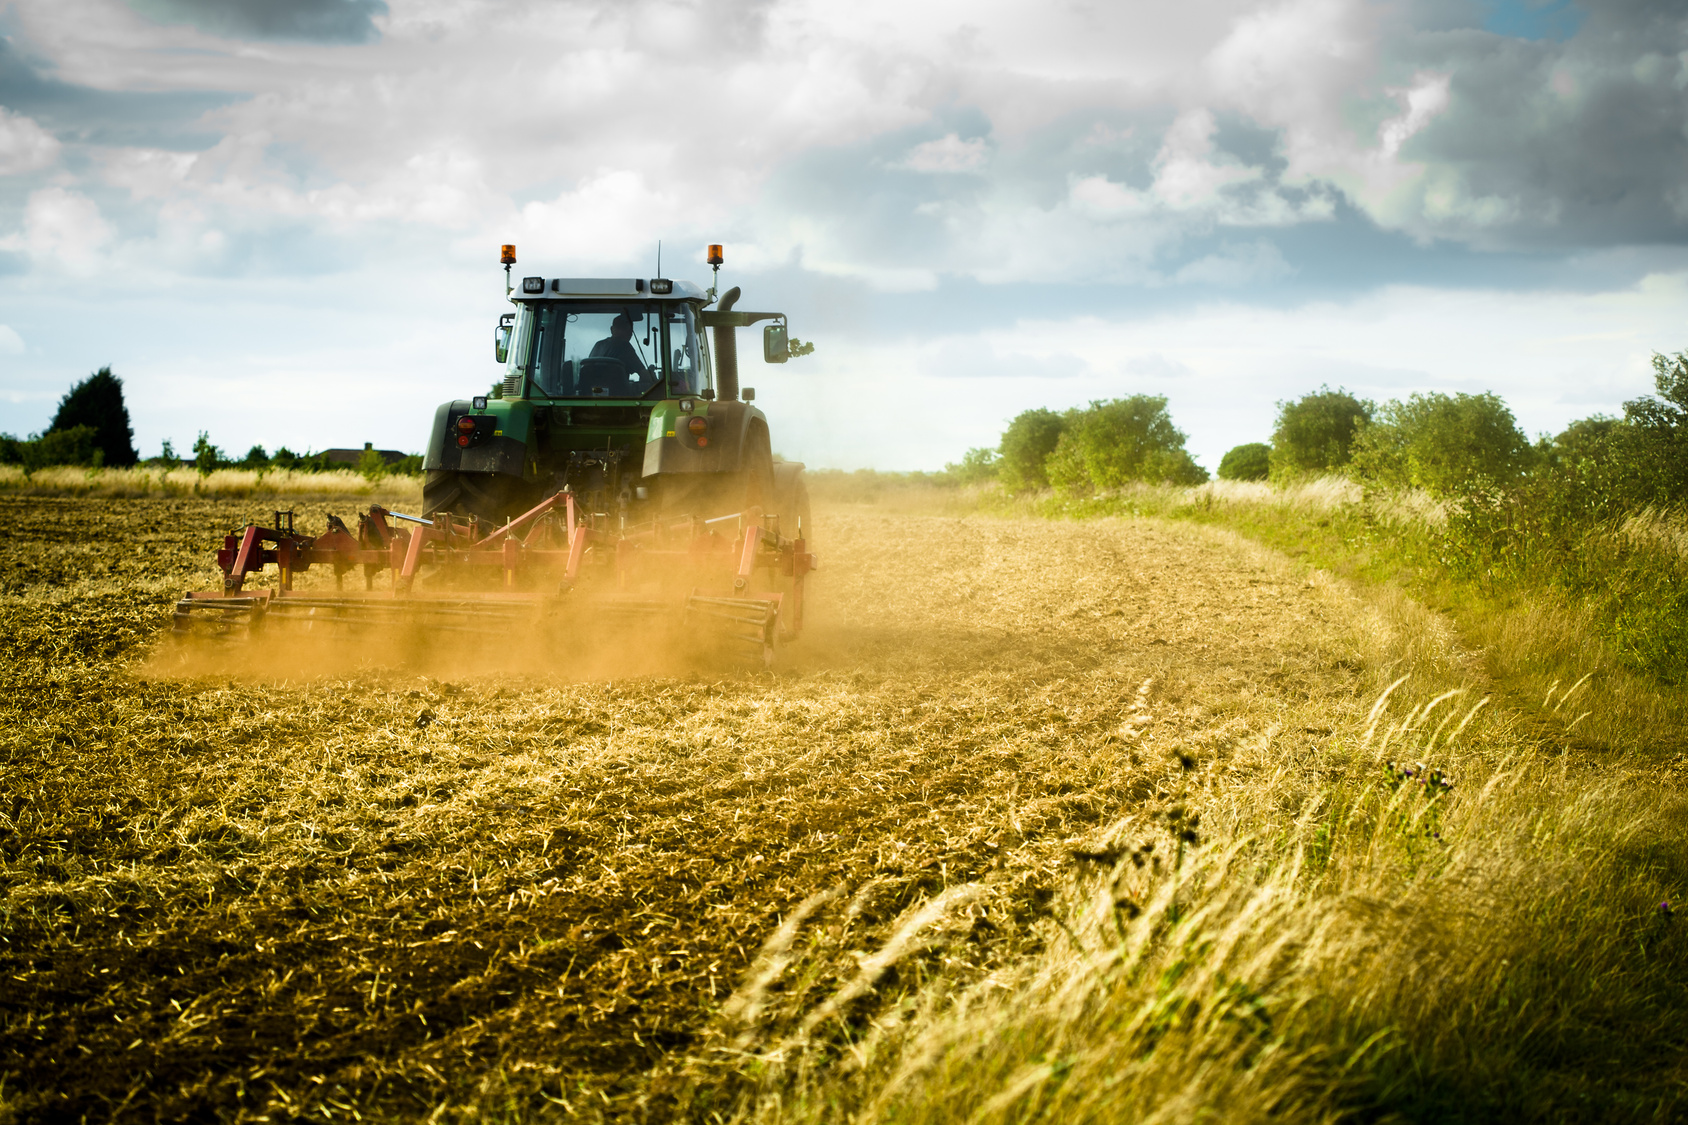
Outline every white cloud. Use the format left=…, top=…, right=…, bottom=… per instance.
left=1173, top=240, right=1293, bottom=286
left=0, top=188, right=114, bottom=273
left=0, top=326, right=25, bottom=356
left=1379, top=72, right=1450, bottom=159
left=0, top=109, right=61, bottom=176
left=897, top=134, right=990, bottom=174
left=1151, top=109, right=1260, bottom=210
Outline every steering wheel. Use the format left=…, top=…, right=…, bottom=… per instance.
left=578, top=357, right=627, bottom=384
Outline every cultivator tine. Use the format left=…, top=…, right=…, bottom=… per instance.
left=261, top=596, right=539, bottom=635
left=685, top=594, right=780, bottom=666
left=172, top=592, right=271, bottom=640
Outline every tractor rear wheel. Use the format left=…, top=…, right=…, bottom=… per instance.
left=422, top=470, right=532, bottom=524
left=772, top=462, right=811, bottom=543
left=656, top=424, right=776, bottom=523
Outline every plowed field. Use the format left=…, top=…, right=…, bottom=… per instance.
left=0, top=495, right=1376, bottom=1121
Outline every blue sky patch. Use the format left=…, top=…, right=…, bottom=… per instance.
left=1482, top=0, right=1585, bottom=42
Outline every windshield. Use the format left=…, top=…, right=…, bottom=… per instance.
left=507, top=301, right=707, bottom=399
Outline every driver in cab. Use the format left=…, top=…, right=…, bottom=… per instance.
left=589, top=313, right=652, bottom=386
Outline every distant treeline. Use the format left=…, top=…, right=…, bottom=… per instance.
left=947, top=353, right=1687, bottom=509
left=948, top=352, right=1688, bottom=681
left=0, top=368, right=423, bottom=478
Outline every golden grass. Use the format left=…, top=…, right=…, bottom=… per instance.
left=1, top=492, right=1683, bottom=1121
left=0, top=464, right=424, bottom=503
left=678, top=560, right=1688, bottom=1123
left=1616, top=506, right=1688, bottom=563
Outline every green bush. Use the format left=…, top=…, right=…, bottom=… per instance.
left=1350, top=391, right=1532, bottom=495
left=24, top=426, right=99, bottom=472
left=1045, top=396, right=1207, bottom=495
left=1269, top=387, right=1371, bottom=481
left=1217, top=442, right=1271, bottom=481
left=998, top=409, right=1065, bottom=493
left=1, top=425, right=100, bottom=473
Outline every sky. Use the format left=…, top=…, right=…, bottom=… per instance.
left=1, top=0, right=1686, bottom=471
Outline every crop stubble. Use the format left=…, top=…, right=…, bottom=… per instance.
left=0, top=496, right=1373, bottom=1121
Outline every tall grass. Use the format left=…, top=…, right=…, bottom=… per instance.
left=0, top=464, right=423, bottom=502
left=687, top=611, right=1688, bottom=1122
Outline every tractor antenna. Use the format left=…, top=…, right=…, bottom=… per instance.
left=656, top=239, right=662, bottom=279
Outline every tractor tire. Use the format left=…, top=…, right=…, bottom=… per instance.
left=422, top=470, right=532, bottom=524
left=772, top=462, right=811, bottom=543
left=656, top=424, right=776, bottom=523
left=734, top=423, right=777, bottom=515
left=790, top=474, right=812, bottom=543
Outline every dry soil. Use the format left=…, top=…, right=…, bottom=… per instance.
left=0, top=495, right=1373, bottom=1121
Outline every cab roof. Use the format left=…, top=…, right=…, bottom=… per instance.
left=511, top=277, right=709, bottom=301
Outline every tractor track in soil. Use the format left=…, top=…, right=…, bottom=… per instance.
left=0, top=494, right=1373, bottom=1121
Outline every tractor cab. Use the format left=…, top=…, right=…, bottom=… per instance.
left=494, top=279, right=716, bottom=403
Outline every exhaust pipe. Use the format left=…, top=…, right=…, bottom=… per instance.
left=713, top=285, right=740, bottom=402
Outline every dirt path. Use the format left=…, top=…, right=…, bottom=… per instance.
left=0, top=498, right=1376, bottom=1121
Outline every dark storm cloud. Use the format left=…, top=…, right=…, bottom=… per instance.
left=127, top=0, right=388, bottom=44
left=0, top=36, right=232, bottom=148
left=1394, top=0, right=1688, bottom=247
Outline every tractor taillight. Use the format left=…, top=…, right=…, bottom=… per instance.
left=457, top=434, right=470, bottom=448
left=687, top=416, right=707, bottom=435
left=457, top=416, right=476, bottom=434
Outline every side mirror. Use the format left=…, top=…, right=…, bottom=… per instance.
left=763, top=322, right=789, bottom=364
left=494, top=313, right=514, bottom=364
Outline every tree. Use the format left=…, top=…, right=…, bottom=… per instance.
left=193, top=432, right=221, bottom=476
left=241, top=445, right=271, bottom=469
left=1269, top=387, right=1372, bottom=481
left=1349, top=391, right=1532, bottom=495
left=997, top=408, right=1067, bottom=493
left=356, top=446, right=387, bottom=481
left=944, top=446, right=1000, bottom=485
left=159, top=439, right=179, bottom=469
left=49, top=367, right=137, bottom=467
left=1218, top=442, right=1272, bottom=481
left=1544, top=415, right=1621, bottom=470
left=1612, top=350, right=1688, bottom=503
left=1045, top=396, right=1208, bottom=495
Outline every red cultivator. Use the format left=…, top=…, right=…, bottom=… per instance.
left=172, top=493, right=818, bottom=666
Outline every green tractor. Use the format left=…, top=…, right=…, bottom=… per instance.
left=421, top=245, right=811, bottom=540
left=171, top=245, right=819, bottom=665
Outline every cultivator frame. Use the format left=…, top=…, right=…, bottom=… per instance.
left=172, top=492, right=817, bottom=665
